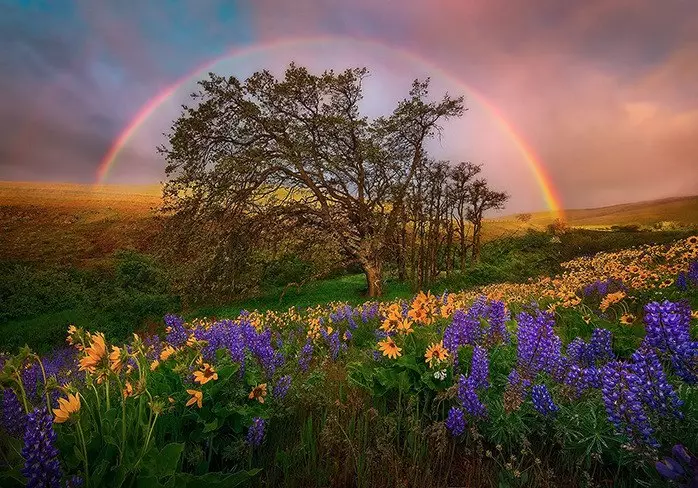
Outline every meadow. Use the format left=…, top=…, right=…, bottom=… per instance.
left=2, top=183, right=698, bottom=487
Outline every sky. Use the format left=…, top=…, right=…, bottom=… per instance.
left=1, top=0, right=697, bottom=213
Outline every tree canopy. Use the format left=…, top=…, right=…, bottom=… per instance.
left=160, top=63, right=465, bottom=296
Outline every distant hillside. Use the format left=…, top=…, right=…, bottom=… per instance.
left=1, top=181, right=696, bottom=266
left=562, top=196, right=698, bottom=226
left=491, top=195, right=698, bottom=232
left=0, top=182, right=163, bottom=266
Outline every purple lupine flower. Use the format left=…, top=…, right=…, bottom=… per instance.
left=656, top=444, right=698, bottom=486
left=469, top=346, right=489, bottom=390
left=457, top=375, right=487, bottom=417
left=1, top=388, right=26, bottom=437
left=321, top=328, right=342, bottom=361
left=564, top=365, right=587, bottom=398
left=485, top=300, right=510, bottom=344
left=516, top=308, right=562, bottom=378
left=644, top=300, right=698, bottom=383
left=676, top=272, right=688, bottom=291
left=21, top=363, right=42, bottom=402
left=566, top=329, right=614, bottom=369
left=401, top=301, right=410, bottom=318
left=65, top=475, right=84, bottom=488
left=164, top=314, right=188, bottom=348
left=273, top=375, right=291, bottom=400
left=344, top=330, right=353, bottom=342
left=630, top=348, right=683, bottom=418
left=531, top=384, right=559, bottom=417
left=673, top=341, right=698, bottom=384
left=445, top=407, right=466, bottom=436
left=588, top=329, right=614, bottom=364
left=601, top=361, right=657, bottom=447
left=688, top=261, right=698, bottom=285
left=443, top=306, right=485, bottom=361
left=644, top=300, right=692, bottom=353
left=582, top=366, right=602, bottom=389
left=374, top=329, right=388, bottom=341
left=249, top=329, right=277, bottom=377
left=21, top=408, right=62, bottom=488
left=298, top=339, right=314, bottom=372
left=246, top=417, right=266, bottom=447
left=566, top=339, right=587, bottom=366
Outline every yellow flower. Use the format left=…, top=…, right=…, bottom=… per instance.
left=123, top=381, right=133, bottom=398
left=150, top=360, right=160, bottom=371
left=109, top=346, right=124, bottom=373
left=160, top=345, right=176, bottom=361
left=378, top=337, right=402, bottom=360
left=53, top=393, right=81, bottom=423
left=78, top=333, right=107, bottom=373
left=186, top=389, right=203, bottom=408
left=193, top=363, right=218, bottom=385
left=396, top=318, right=414, bottom=335
left=620, top=313, right=635, bottom=325
left=248, top=384, right=268, bottom=403
left=691, top=310, right=698, bottom=321
left=424, top=342, right=449, bottom=368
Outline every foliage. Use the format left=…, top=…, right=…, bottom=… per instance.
left=1, top=235, right=698, bottom=486
left=159, top=63, right=464, bottom=297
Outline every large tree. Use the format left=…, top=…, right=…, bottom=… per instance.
left=159, top=64, right=464, bottom=297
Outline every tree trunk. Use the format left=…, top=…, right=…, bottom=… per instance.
left=472, top=221, right=482, bottom=263
left=398, top=215, right=407, bottom=281
left=363, top=260, right=384, bottom=297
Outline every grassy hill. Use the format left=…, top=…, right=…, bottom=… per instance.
left=0, top=181, right=162, bottom=267
left=491, top=195, right=698, bottom=230
left=3, top=181, right=696, bottom=267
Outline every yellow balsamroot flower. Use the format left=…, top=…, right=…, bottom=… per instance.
left=109, top=346, right=124, bottom=373
left=150, top=360, right=160, bottom=371
left=53, top=393, right=81, bottom=423
left=186, top=389, right=203, bottom=408
left=160, top=345, right=176, bottom=361
left=123, top=381, right=133, bottom=399
left=424, top=342, right=449, bottom=368
left=193, top=363, right=218, bottom=385
left=78, top=333, right=107, bottom=373
left=378, top=337, right=402, bottom=360
left=66, top=325, right=81, bottom=349
left=396, top=318, right=414, bottom=335
left=599, top=291, right=625, bottom=312
left=249, top=384, right=268, bottom=403
left=691, top=310, right=698, bottom=321
left=620, top=313, right=635, bottom=325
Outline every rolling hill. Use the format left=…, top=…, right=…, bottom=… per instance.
left=1, top=181, right=696, bottom=266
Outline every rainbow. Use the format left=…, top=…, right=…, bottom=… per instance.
left=96, top=37, right=564, bottom=217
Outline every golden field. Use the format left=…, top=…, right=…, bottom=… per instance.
left=1, top=181, right=697, bottom=266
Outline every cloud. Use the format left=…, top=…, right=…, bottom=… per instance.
left=0, top=0, right=696, bottom=211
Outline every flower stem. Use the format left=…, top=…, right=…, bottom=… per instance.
left=32, top=354, right=52, bottom=412
left=76, top=420, right=90, bottom=487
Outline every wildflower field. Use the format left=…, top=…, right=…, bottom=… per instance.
left=2, top=236, right=698, bottom=487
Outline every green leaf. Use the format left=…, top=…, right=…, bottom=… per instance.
left=156, top=442, right=185, bottom=478
left=202, top=418, right=219, bottom=433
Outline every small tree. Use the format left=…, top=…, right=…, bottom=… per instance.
left=516, top=213, right=532, bottom=224
left=466, top=179, right=509, bottom=262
